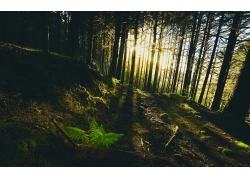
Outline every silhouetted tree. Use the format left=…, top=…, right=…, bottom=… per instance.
left=109, top=12, right=123, bottom=77
left=224, top=44, right=250, bottom=121
left=116, top=12, right=128, bottom=80
left=87, top=11, right=94, bottom=65
left=172, top=14, right=186, bottom=93
left=129, top=12, right=140, bottom=85
left=190, top=12, right=212, bottom=100
left=41, top=12, right=50, bottom=53
left=182, top=11, right=198, bottom=96
left=56, top=11, right=62, bottom=53
left=66, top=11, right=80, bottom=57
left=198, top=12, right=224, bottom=104
left=146, top=12, right=158, bottom=91
left=211, top=12, right=243, bottom=110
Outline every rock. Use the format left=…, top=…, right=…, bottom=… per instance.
left=160, top=113, right=169, bottom=122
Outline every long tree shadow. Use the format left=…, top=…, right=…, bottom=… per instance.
left=108, top=88, right=140, bottom=149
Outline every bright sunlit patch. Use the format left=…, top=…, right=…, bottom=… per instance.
left=236, top=141, right=250, bottom=149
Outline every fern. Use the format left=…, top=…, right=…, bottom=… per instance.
left=65, top=118, right=123, bottom=148
left=99, top=133, right=124, bottom=148
left=89, top=119, right=123, bottom=148
left=64, top=127, right=89, bottom=144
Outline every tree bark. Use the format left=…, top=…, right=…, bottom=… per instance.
left=56, top=11, right=61, bottom=53
left=116, top=12, right=128, bottom=80
left=146, top=12, right=158, bottom=91
left=87, top=11, right=94, bottom=65
left=110, top=12, right=123, bottom=77
left=41, top=12, right=49, bottom=53
left=182, top=12, right=198, bottom=96
left=152, top=17, right=164, bottom=93
left=198, top=13, right=224, bottom=104
left=66, top=11, right=80, bottom=57
left=172, top=25, right=186, bottom=93
left=121, top=30, right=129, bottom=84
left=129, top=12, right=140, bottom=85
left=211, top=12, right=242, bottom=110
left=190, top=12, right=212, bottom=100
left=224, top=44, right=250, bottom=121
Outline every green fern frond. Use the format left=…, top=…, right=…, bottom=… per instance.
left=89, top=118, right=99, bottom=132
left=89, top=119, right=123, bottom=148
left=65, top=118, right=123, bottom=148
left=98, top=133, right=124, bottom=148
left=99, top=125, right=106, bottom=135
left=65, top=127, right=89, bottom=144
left=90, top=127, right=105, bottom=146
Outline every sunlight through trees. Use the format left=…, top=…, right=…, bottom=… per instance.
left=0, top=11, right=249, bottom=120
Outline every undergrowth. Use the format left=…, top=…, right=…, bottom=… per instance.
left=65, top=118, right=123, bottom=148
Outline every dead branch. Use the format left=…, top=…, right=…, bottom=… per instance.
left=52, top=119, right=80, bottom=148
left=164, top=125, right=179, bottom=149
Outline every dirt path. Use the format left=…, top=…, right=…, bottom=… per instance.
left=103, top=87, right=250, bottom=166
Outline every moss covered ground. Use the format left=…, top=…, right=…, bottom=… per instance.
left=1, top=42, right=250, bottom=167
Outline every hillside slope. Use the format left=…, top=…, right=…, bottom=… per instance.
left=0, top=42, right=250, bottom=167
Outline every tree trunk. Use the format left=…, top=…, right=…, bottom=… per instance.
left=121, top=30, right=129, bottom=84
left=101, top=33, right=106, bottom=73
left=87, top=11, right=94, bottom=65
left=143, top=28, right=152, bottom=90
left=176, top=32, right=188, bottom=94
left=190, top=12, right=212, bottom=100
left=66, top=11, right=80, bottom=57
left=110, top=12, right=123, bottom=77
left=198, top=13, right=224, bottom=104
left=56, top=11, right=61, bottom=53
left=211, top=12, right=242, bottom=110
left=224, top=45, right=250, bottom=121
left=182, top=12, right=198, bottom=96
left=135, top=57, right=141, bottom=88
left=161, top=29, right=172, bottom=92
left=172, top=25, right=186, bottom=93
left=92, top=34, right=97, bottom=61
left=146, top=12, right=158, bottom=91
left=152, top=17, right=164, bottom=93
left=116, top=12, right=128, bottom=80
left=166, top=30, right=177, bottom=92
left=126, top=49, right=131, bottom=84
left=204, top=49, right=218, bottom=107
left=41, top=12, right=49, bottom=53
left=129, top=12, right=140, bottom=85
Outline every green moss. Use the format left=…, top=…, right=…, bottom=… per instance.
left=236, top=141, right=250, bottom=149
left=169, top=93, right=183, bottom=101
left=218, top=146, right=235, bottom=156
left=23, top=47, right=42, bottom=52
left=200, top=130, right=206, bottom=134
left=160, top=113, right=169, bottom=122
left=133, top=123, right=149, bottom=135
left=200, top=135, right=211, bottom=140
left=178, top=121, right=187, bottom=127
left=172, top=153, right=182, bottom=158
left=222, top=148, right=235, bottom=156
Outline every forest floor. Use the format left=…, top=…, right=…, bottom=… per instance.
left=1, top=42, right=250, bottom=167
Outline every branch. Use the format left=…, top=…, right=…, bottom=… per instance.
left=52, top=119, right=79, bottom=148
left=164, top=126, right=179, bottom=149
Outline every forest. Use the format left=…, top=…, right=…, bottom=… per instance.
left=0, top=11, right=250, bottom=167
